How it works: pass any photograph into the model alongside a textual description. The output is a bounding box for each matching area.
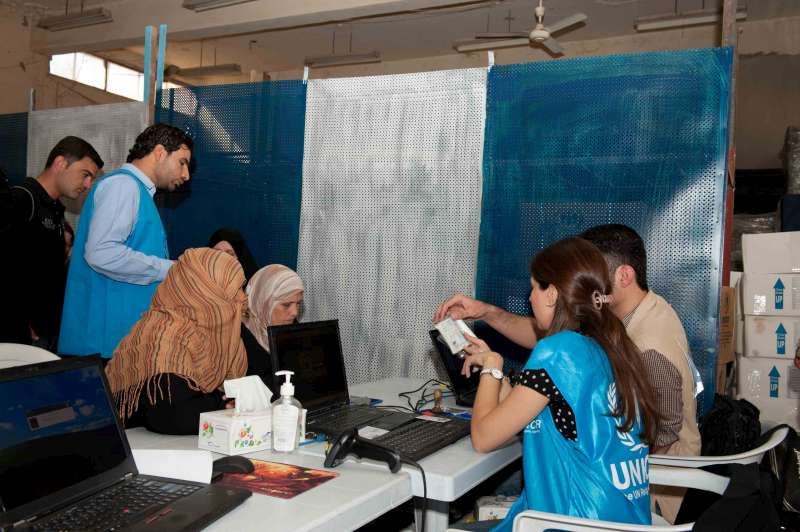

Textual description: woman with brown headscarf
[106,248,247,435]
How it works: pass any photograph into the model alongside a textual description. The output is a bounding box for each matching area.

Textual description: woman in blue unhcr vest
[461,237,661,531]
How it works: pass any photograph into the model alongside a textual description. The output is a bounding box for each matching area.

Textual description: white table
[127,377,522,532]
[298,378,523,532]
[127,428,412,532]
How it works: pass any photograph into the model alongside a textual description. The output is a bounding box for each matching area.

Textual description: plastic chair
[648,426,789,468]
[0,343,60,369]
[509,465,730,532]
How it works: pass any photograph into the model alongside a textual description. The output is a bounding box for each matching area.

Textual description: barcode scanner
[323,429,402,473]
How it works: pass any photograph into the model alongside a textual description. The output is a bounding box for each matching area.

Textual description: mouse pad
[216,459,338,499]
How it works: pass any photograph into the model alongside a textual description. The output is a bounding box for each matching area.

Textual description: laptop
[268,320,415,435]
[0,357,250,531]
[429,329,479,407]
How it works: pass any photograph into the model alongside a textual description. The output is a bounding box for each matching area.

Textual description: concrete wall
[0,7,127,115]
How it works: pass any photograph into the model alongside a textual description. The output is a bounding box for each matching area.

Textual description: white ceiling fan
[454,0,588,56]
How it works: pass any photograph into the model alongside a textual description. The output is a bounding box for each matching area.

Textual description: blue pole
[155,24,168,107]
[143,25,153,105]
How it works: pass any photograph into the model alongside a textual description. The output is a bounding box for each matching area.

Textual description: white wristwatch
[480,367,504,381]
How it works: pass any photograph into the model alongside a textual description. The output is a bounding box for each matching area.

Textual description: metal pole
[720,0,738,288]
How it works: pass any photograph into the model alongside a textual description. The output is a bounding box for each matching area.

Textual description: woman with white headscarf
[242,264,304,390]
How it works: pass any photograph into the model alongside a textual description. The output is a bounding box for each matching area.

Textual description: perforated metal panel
[27,102,145,178]
[0,112,27,185]
[479,48,732,414]
[298,69,487,384]
[156,81,307,268]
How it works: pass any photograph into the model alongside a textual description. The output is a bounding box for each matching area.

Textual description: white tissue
[223,375,273,414]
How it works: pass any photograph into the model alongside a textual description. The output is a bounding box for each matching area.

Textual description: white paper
[132,449,212,484]
[435,317,470,354]
[358,426,389,440]
[224,375,273,414]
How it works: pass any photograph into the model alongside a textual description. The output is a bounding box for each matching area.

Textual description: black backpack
[700,394,762,456]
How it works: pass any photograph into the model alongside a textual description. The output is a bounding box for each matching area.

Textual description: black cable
[374,404,416,413]
[402,458,427,532]
[399,380,454,412]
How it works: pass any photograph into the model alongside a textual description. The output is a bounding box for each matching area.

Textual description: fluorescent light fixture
[37,7,113,31]
[305,52,381,68]
[174,64,242,77]
[182,0,257,12]
[455,38,530,53]
[634,8,747,32]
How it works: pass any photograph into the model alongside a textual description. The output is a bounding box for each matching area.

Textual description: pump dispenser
[271,371,303,453]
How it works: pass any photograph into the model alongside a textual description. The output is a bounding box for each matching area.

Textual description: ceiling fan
[454,0,588,56]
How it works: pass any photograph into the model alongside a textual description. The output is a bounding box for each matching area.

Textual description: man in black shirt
[0,137,103,350]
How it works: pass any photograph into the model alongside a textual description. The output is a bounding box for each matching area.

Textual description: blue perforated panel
[0,112,28,184]
[478,48,732,414]
[155,81,307,268]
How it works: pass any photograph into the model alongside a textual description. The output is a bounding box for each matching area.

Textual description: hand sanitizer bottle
[272,371,302,453]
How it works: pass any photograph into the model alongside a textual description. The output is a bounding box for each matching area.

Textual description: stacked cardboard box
[738,232,800,429]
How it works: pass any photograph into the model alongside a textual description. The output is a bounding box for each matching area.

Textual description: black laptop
[429,329,479,407]
[0,357,250,531]
[268,320,415,435]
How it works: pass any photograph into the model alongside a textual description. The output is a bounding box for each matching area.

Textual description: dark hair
[63,220,74,239]
[579,224,648,291]
[530,237,661,446]
[208,227,259,282]
[45,136,104,170]
[126,123,194,163]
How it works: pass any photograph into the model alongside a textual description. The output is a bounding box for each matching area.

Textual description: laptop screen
[0,360,129,515]
[268,320,349,411]
[429,330,480,398]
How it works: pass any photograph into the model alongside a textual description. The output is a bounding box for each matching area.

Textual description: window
[49,52,181,101]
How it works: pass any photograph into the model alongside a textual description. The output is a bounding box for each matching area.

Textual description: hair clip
[592,290,612,311]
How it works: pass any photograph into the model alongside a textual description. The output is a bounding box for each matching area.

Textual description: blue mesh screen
[478,48,732,414]
[0,112,28,184]
[155,80,307,268]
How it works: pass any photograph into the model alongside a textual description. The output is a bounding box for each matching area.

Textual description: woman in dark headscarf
[208,227,259,282]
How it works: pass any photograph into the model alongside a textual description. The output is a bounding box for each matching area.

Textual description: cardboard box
[744,315,800,359]
[737,356,800,401]
[731,271,744,354]
[476,496,517,521]
[718,287,736,365]
[741,273,800,316]
[198,409,272,456]
[742,231,800,274]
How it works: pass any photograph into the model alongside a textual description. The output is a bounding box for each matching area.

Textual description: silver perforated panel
[27,102,146,225]
[298,69,487,384]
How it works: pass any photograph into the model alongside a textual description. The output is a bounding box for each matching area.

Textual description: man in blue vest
[59,124,193,358]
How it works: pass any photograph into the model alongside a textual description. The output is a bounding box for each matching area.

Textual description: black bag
[693,463,781,532]
[762,424,800,515]
[700,394,761,456]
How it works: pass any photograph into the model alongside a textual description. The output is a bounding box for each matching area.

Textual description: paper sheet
[132,449,213,484]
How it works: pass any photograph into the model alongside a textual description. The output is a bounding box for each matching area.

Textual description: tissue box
[744,315,800,359]
[741,273,800,316]
[198,409,271,456]
[742,231,800,274]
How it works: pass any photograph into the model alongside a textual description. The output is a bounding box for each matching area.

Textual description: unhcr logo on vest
[606,383,649,499]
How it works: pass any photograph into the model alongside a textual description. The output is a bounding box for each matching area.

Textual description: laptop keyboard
[32,477,200,531]
[373,418,471,462]
[307,405,386,433]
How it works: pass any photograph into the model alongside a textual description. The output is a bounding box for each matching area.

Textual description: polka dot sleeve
[511,368,577,441]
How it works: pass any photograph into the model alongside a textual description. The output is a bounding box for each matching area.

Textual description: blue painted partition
[155,80,307,269]
[478,48,733,414]
[0,112,28,184]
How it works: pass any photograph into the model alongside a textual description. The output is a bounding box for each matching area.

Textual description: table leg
[414,498,449,532]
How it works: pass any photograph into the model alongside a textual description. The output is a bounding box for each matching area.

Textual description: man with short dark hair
[0,136,103,350]
[59,123,193,358]
[435,223,700,523]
